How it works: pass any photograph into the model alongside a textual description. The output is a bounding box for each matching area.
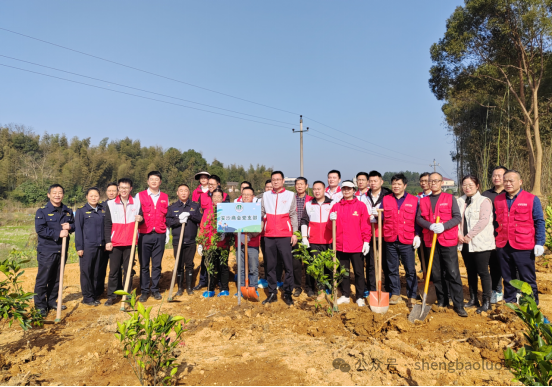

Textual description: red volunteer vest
[495,190,536,250]
[382,193,418,244]
[138,190,169,234]
[419,192,458,247]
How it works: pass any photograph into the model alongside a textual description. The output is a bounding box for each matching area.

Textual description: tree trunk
[531,90,543,196]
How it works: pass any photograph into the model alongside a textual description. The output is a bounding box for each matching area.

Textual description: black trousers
[365,238,378,292]
[489,250,503,293]
[80,246,105,303]
[208,250,229,291]
[173,243,196,274]
[95,248,109,298]
[309,243,332,291]
[261,237,283,281]
[264,237,293,294]
[107,246,134,299]
[422,243,450,304]
[138,232,165,294]
[292,254,304,290]
[338,251,364,298]
[498,243,539,304]
[429,243,464,308]
[34,251,65,310]
[461,245,492,300]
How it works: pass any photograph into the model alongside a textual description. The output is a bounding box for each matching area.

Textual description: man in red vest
[495,170,545,305]
[382,173,420,309]
[416,172,467,317]
[136,171,169,302]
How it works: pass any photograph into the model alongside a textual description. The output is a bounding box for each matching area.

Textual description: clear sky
[0,1,462,184]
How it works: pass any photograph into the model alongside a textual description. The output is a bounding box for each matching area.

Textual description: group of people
[33,166,545,319]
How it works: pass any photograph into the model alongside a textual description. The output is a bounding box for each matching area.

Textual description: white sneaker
[356,298,365,307]
[496,292,503,302]
[337,296,350,305]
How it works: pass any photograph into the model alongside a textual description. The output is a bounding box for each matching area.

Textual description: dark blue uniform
[166,199,203,293]
[34,201,75,312]
[75,203,107,303]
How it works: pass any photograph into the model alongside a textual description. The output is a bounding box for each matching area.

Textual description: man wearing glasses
[103,178,143,306]
[416,172,467,317]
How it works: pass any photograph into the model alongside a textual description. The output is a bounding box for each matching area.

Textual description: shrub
[114,290,188,386]
[293,231,348,316]
[0,258,43,330]
[504,280,552,386]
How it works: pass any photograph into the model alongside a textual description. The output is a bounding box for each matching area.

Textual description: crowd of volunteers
[33,167,545,319]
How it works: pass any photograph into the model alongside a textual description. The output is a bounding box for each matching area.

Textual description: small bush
[114,290,188,386]
[504,280,552,386]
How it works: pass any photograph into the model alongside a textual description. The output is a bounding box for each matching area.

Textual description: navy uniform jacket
[165,199,203,245]
[35,201,75,253]
[75,202,106,251]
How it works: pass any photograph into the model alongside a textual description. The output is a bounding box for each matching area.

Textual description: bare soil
[1,250,551,386]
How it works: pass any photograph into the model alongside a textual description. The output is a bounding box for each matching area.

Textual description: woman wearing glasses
[457,175,495,314]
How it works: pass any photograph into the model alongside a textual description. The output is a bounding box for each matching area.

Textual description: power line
[1,27,434,164]
[0,63,293,129]
[0,54,296,126]
[0,26,300,116]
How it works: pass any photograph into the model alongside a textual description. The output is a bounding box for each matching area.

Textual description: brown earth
[1,250,551,386]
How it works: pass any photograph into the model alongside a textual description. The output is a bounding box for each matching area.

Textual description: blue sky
[0,1,462,184]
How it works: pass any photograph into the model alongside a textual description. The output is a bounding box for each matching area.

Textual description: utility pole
[292,115,309,176]
[430,159,440,173]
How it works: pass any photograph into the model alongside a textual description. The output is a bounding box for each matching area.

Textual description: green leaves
[114,289,189,386]
[503,280,552,385]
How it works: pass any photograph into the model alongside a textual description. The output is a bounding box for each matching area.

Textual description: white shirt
[147,188,161,205]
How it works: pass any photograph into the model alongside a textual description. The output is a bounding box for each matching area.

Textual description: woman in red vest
[136,171,169,302]
[416,172,467,317]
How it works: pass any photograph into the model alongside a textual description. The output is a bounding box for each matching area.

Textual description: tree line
[0,124,273,207]
[430,0,552,195]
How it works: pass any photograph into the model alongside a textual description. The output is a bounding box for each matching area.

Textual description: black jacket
[35,201,75,253]
[367,186,393,208]
[74,202,106,250]
[165,199,203,245]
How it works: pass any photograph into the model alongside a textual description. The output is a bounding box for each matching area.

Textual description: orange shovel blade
[369,291,389,314]
[241,281,259,301]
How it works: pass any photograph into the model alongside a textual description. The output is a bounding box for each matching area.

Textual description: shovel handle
[424,216,440,295]
[168,222,186,301]
[55,236,67,323]
[377,209,383,292]
[244,233,248,282]
[332,218,338,311]
[120,221,139,311]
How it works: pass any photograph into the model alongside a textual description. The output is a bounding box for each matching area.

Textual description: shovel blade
[369,290,389,314]
[408,304,431,323]
[240,286,259,301]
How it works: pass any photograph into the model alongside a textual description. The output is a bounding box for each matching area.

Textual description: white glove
[165,229,170,244]
[179,212,190,224]
[198,244,203,256]
[534,245,544,257]
[371,208,379,217]
[220,233,226,241]
[302,237,310,248]
[329,212,337,221]
[430,223,445,234]
[240,234,251,243]
[362,242,370,256]
[413,236,421,249]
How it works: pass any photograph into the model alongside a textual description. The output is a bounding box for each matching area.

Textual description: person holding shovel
[103,178,142,306]
[416,172,467,317]
[166,184,203,296]
[136,171,169,302]
[329,180,371,307]
[300,180,334,297]
[457,175,495,314]
[235,186,261,296]
[34,184,75,317]
[75,187,107,306]
[197,189,231,297]
[381,173,420,309]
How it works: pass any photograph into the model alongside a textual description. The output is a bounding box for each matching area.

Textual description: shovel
[240,234,258,301]
[168,223,186,301]
[120,220,139,311]
[331,219,339,312]
[54,236,67,323]
[417,245,437,305]
[369,209,389,314]
[409,216,440,323]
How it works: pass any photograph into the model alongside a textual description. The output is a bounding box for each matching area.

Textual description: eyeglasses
[429,180,442,184]
[118,186,130,191]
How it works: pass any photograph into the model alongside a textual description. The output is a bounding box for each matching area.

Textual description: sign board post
[216,202,262,305]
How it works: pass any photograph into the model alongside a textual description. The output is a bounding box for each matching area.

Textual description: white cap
[341,180,355,188]
[194,171,210,180]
